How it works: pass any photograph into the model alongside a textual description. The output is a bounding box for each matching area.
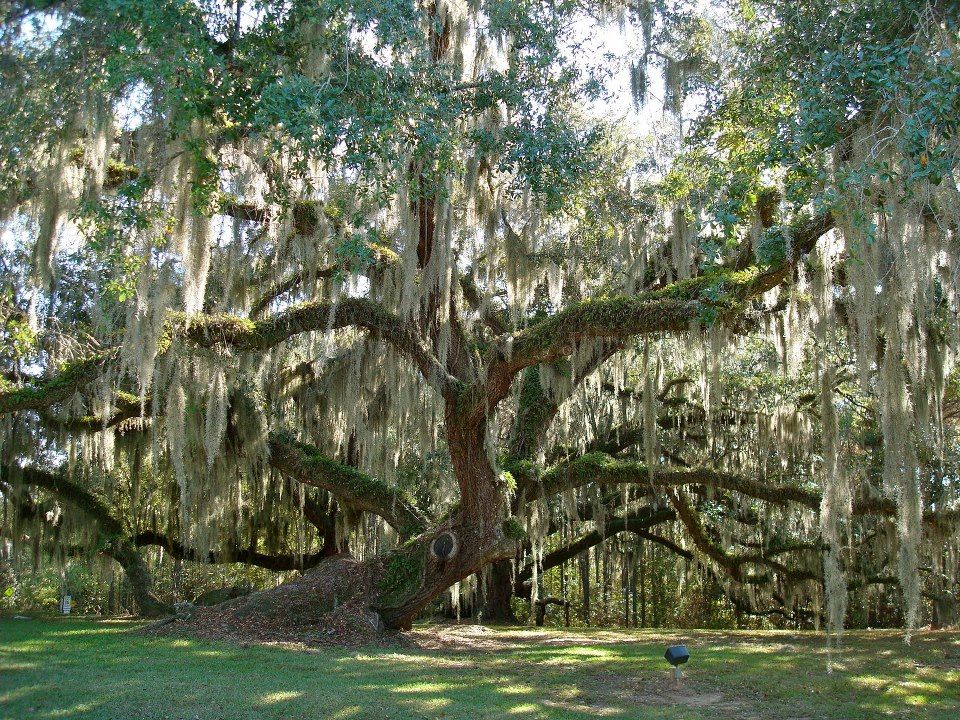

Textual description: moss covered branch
[176,297,457,393]
[0,296,458,418]
[267,431,428,538]
[515,506,676,587]
[2,464,169,616]
[0,350,120,415]
[132,530,329,571]
[535,451,959,528]
[465,212,834,425]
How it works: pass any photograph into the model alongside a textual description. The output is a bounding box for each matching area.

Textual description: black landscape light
[664,645,690,683]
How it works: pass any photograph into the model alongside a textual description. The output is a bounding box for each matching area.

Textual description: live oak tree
[1,0,958,645]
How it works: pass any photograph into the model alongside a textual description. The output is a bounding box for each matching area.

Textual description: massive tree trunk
[371,412,516,629]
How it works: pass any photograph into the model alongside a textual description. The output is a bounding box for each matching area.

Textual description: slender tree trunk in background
[623,555,629,627]
[601,545,610,619]
[640,540,647,627]
[579,552,590,625]
[560,558,570,627]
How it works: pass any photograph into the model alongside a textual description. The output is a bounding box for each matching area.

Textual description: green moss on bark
[377,541,427,608]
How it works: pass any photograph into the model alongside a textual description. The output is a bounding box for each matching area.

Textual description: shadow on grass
[0,618,957,720]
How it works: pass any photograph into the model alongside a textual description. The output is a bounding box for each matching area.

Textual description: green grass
[1,618,958,719]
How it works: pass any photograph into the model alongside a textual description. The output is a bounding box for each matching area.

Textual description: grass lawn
[1,617,958,719]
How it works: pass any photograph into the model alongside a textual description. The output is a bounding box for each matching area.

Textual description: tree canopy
[1,0,958,646]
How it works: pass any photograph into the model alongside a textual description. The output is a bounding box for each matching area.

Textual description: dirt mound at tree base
[145,555,391,647]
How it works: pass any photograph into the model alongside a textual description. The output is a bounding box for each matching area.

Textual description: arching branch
[515,506,676,586]
[131,530,329,572]
[536,453,820,508]
[533,451,960,528]
[0,349,120,415]
[177,297,458,392]
[1,465,169,616]
[464,211,835,425]
[266,431,428,538]
[0,297,459,417]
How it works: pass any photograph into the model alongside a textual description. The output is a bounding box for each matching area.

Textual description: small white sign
[59,595,71,615]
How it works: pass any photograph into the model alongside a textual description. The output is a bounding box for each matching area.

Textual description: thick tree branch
[515,506,676,586]
[1,464,169,616]
[536,453,819,508]
[248,245,399,318]
[266,431,428,538]
[178,298,457,393]
[0,297,459,417]
[132,530,329,571]
[666,489,819,584]
[39,390,145,433]
[459,271,510,335]
[534,452,960,528]
[464,212,835,425]
[0,349,120,415]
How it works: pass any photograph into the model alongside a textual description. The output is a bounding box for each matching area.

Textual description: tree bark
[110,540,170,617]
[484,559,517,622]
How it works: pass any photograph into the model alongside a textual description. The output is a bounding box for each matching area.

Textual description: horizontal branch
[667,489,818,584]
[177,297,457,393]
[0,297,458,418]
[132,530,328,572]
[0,350,120,415]
[5,464,335,572]
[536,453,820,508]
[2,465,126,537]
[248,244,399,318]
[534,452,960,529]
[465,212,834,425]
[516,506,676,586]
[1,464,169,615]
[40,391,145,433]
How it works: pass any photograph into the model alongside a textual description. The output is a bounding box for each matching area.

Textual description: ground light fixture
[664,645,690,684]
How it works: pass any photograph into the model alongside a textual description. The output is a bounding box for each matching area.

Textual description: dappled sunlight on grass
[256,690,304,705]
[0,683,40,703]
[391,681,461,694]
[496,682,535,695]
[190,649,228,658]
[0,661,37,671]
[47,626,130,638]
[399,695,452,712]
[1,618,958,719]
[507,702,540,714]
[327,707,362,719]
[44,701,100,717]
